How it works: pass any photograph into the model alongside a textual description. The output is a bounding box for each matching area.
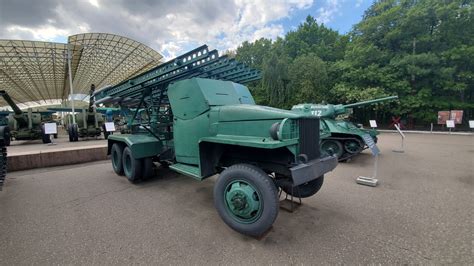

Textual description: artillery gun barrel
[343,96,398,109]
[88,84,96,113]
[0,90,23,115]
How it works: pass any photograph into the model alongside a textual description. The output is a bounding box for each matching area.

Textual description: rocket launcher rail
[94,45,261,107]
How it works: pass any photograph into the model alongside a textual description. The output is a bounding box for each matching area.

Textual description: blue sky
[1,0,374,59]
[281,0,372,34]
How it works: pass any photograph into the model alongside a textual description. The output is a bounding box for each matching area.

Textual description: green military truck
[94,45,338,236]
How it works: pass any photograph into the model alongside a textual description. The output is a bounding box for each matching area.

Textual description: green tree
[288,53,329,106]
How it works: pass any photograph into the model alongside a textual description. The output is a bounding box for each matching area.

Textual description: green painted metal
[169,163,201,180]
[99,44,337,180]
[98,45,339,236]
[0,90,54,143]
[292,96,398,119]
[108,134,162,159]
[224,180,262,223]
[292,96,398,160]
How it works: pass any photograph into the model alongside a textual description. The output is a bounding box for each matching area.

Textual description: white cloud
[0,0,314,59]
[6,25,70,42]
[316,0,343,24]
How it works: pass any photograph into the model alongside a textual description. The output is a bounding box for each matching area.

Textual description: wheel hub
[344,140,362,154]
[225,180,262,222]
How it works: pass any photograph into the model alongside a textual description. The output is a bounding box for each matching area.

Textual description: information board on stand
[393,124,405,153]
[44,123,57,145]
[356,134,380,187]
[369,120,377,128]
[104,122,116,132]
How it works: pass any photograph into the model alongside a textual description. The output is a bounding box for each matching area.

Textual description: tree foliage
[235,1,473,126]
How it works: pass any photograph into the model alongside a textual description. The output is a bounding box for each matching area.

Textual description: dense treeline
[235,0,473,127]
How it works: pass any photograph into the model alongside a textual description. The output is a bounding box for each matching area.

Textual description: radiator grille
[298,117,320,160]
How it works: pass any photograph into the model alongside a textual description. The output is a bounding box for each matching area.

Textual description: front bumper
[289,155,338,186]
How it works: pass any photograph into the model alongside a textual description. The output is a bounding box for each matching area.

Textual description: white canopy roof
[0,33,163,108]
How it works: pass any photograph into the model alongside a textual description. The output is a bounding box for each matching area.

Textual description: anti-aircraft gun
[292,96,398,161]
[0,90,53,144]
[95,45,338,237]
[60,84,106,142]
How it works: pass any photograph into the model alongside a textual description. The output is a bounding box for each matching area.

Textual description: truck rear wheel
[281,176,324,198]
[122,146,142,183]
[111,143,124,176]
[141,157,155,179]
[214,164,278,237]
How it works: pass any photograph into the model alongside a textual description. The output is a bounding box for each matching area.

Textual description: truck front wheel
[214,164,278,237]
[281,176,324,198]
[122,146,142,183]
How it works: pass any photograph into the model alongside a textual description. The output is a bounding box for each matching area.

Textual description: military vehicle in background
[0,90,54,144]
[94,45,338,237]
[0,111,8,190]
[50,84,106,142]
[292,96,398,161]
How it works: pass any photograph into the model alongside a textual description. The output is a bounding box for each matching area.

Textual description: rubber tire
[68,124,74,142]
[122,146,142,183]
[321,139,343,159]
[3,127,11,146]
[281,176,324,198]
[214,164,279,237]
[102,124,110,140]
[111,143,124,176]
[72,125,79,142]
[141,157,155,179]
[41,125,51,144]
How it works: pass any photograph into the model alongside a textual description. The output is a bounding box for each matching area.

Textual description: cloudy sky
[0,0,372,59]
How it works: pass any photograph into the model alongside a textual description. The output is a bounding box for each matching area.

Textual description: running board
[169,163,202,180]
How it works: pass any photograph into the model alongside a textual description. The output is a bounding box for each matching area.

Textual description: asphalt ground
[0,133,472,264]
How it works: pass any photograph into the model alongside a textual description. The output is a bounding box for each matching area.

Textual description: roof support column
[67,45,76,124]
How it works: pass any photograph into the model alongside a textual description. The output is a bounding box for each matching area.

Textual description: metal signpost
[393,124,405,153]
[44,123,57,145]
[356,134,380,187]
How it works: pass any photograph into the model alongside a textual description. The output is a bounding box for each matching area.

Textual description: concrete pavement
[0,133,472,264]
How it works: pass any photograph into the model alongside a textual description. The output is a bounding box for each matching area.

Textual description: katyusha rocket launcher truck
[292,96,398,161]
[93,45,338,237]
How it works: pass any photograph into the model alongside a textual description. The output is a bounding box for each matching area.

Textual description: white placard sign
[369,120,378,128]
[469,120,474,128]
[44,123,57,134]
[104,122,116,132]
[446,120,455,128]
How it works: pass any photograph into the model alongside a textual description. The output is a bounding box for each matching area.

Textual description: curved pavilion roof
[0,33,163,108]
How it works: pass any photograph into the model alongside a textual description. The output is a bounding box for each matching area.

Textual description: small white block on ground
[356,176,378,187]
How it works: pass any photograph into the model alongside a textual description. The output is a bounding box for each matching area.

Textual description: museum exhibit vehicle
[94,45,338,236]
[0,90,55,144]
[292,96,398,161]
[0,111,8,189]
[50,84,107,141]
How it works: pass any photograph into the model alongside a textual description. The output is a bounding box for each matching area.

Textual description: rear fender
[107,134,162,159]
